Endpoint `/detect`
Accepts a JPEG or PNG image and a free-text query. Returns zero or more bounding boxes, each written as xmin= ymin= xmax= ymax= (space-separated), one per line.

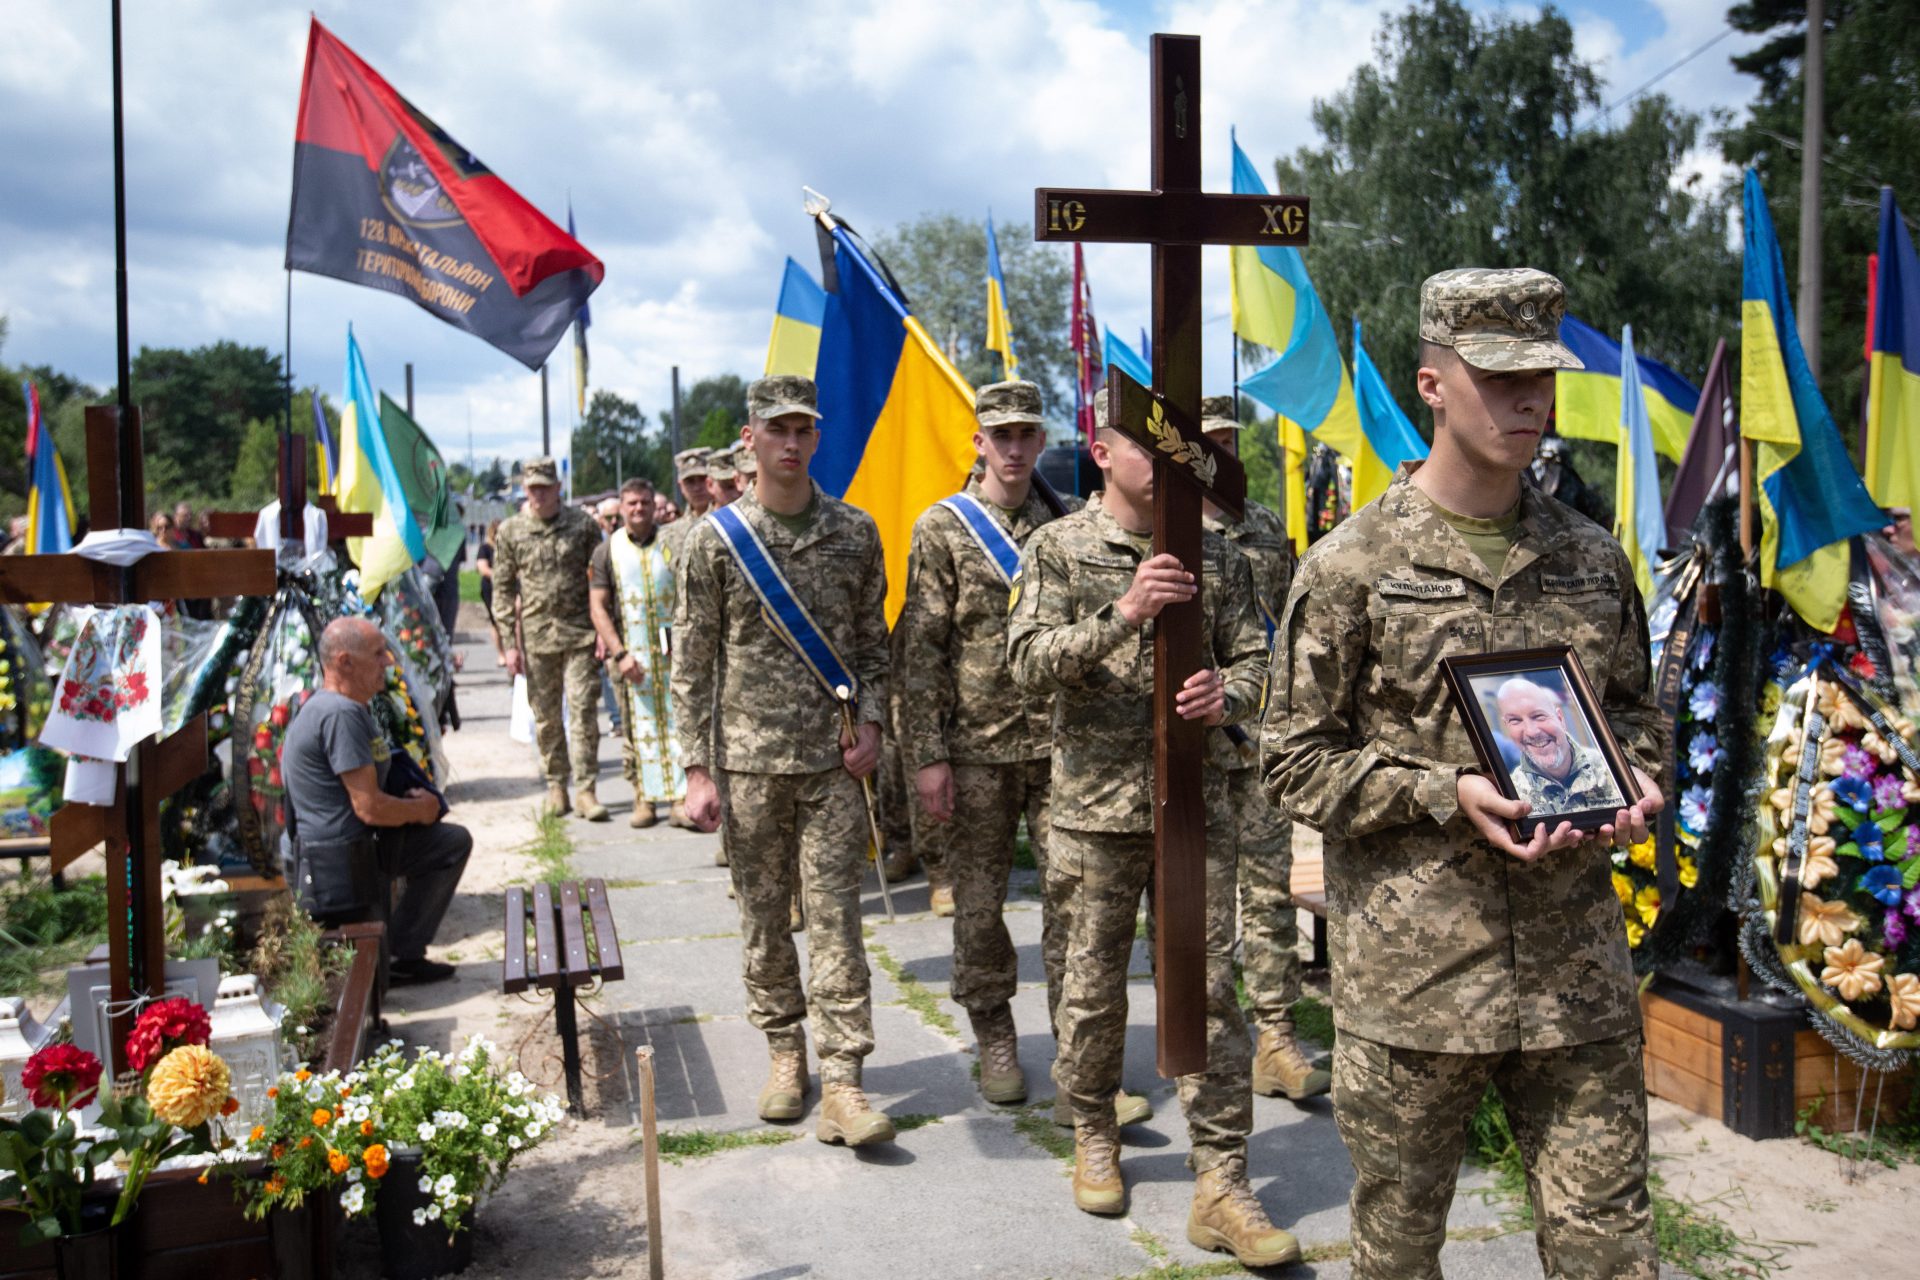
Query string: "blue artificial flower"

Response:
xmin=1688 ymin=683 xmax=1720 ymax=721
xmin=1691 ymin=630 xmax=1716 ymax=671
xmin=1680 ymin=785 xmax=1712 ymax=832
xmin=1687 ymin=730 xmax=1718 ymax=775
xmin=1863 ymin=864 xmax=1905 ymax=907
xmin=1829 ymin=775 xmax=1875 ymax=813
xmin=1854 ymin=819 xmax=1886 ymax=863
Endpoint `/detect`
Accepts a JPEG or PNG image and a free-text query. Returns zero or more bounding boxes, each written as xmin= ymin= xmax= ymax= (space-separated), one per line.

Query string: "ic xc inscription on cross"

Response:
xmin=1034 ymin=33 xmax=1309 ymax=1077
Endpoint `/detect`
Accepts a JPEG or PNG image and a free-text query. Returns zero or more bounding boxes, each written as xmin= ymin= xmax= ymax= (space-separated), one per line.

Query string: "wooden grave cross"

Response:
xmin=205 ymin=431 xmax=375 ymax=547
xmin=0 ymin=406 xmax=275 ymax=1073
xmin=1033 ymin=32 xmax=1308 ymax=1077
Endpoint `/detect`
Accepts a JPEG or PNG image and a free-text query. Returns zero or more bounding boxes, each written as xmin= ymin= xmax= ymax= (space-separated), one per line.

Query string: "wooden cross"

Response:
xmin=204 ymin=432 xmax=375 ymax=546
xmin=1034 ymin=33 xmax=1308 ymax=1077
xmin=0 ymin=406 xmax=274 ymax=1073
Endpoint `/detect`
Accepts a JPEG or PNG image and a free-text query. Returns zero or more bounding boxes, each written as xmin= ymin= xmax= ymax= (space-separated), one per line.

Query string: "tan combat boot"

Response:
xmin=880 ymin=847 xmax=919 ymax=884
xmin=574 ymin=785 xmax=610 ymax=822
xmin=789 ymin=895 xmax=804 ymax=933
xmin=629 ymin=801 xmax=657 ymax=829
xmin=1252 ymin=1026 xmax=1331 ymax=1100
xmin=668 ymin=800 xmax=696 ymax=830
xmin=757 ymin=1047 xmax=807 ymax=1122
xmin=1187 ymin=1161 xmax=1302 ymax=1267
xmin=928 ymin=870 xmax=955 ymax=918
xmin=1055 ymin=1089 xmax=1153 ymax=1128
xmin=1071 ymin=1122 xmax=1126 ymax=1215
xmin=971 ymin=1009 xmax=1026 ymax=1104
xmin=544 ymin=784 xmax=571 ymax=817
xmin=816 ymin=1082 xmax=895 ymax=1147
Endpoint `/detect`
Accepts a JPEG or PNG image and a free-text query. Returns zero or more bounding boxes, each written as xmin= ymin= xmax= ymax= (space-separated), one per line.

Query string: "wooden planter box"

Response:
xmin=0 ymin=922 xmax=383 ymax=1280
xmin=1640 ymin=979 xmax=1913 ymax=1140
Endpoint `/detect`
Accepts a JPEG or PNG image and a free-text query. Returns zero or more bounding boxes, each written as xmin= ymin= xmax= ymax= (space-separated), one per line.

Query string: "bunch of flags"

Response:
xmin=985 ymin=214 xmax=1017 ymax=381
xmin=766 ymin=257 xmax=827 ymax=377
xmin=22 ymin=381 xmax=75 ymax=555
xmin=1866 ymin=186 xmax=1920 ymax=512
xmin=340 ymin=327 xmax=428 ymax=601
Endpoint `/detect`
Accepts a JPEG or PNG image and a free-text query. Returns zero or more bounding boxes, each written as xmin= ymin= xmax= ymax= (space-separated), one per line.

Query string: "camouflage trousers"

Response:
xmin=939 ymin=759 xmax=1061 ymax=1026
xmin=877 ymin=714 xmax=918 ymax=870
xmin=716 ymin=767 xmax=875 ymax=1085
xmin=523 ymin=645 xmax=600 ymax=786
xmin=1050 ymin=825 xmax=1252 ymax=1172
xmin=1332 ymin=1030 xmax=1654 ymax=1280
xmin=1230 ymin=765 xmax=1300 ymax=1034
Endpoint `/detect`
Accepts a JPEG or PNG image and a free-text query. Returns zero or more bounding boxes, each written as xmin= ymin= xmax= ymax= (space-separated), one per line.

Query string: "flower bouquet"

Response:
xmin=374 ymin=567 xmax=453 ymax=716
xmin=1749 ymin=660 xmax=1920 ymax=1066
xmin=230 ymin=587 xmax=326 ymax=872
xmin=231 ymin=1063 xmax=389 ymax=1220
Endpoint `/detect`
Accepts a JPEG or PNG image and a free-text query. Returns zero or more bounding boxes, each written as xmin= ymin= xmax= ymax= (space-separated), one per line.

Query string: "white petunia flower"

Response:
xmin=417 ymin=1122 xmax=437 ymax=1141
xmin=508 ymin=1135 xmax=521 ymax=1150
xmin=427 ymin=1204 xmax=441 ymax=1221
xmin=419 ymin=1176 xmax=433 ymax=1193
xmin=413 ymin=1208 xmax=428 ymax=1227
xmin=482 ymin=1122 xmax=498 ymax=1137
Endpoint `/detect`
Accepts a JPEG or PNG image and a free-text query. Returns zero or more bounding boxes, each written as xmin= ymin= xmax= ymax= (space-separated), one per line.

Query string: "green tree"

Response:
xmin=571 ymin=390 xmax=652 ymax=496
xmin=661 ymin=374 xmax=748 ymax=450
xmin=128 ymin=341 xmax=286 ymax=506
xmin=228 ymin=417 xmax=281 ymax=509
xmin=1721 ymin=0 xmax=1920 ymax=425
xmin=695 ymin=407 xmax=740 ymax=452
xmin=0 ymin=323 xmax=99 ymax=523
xmin=871 ymin=215 xmax=1073 ymax=416
xmin=1266 ymin=0 xmax=1736 ymax=430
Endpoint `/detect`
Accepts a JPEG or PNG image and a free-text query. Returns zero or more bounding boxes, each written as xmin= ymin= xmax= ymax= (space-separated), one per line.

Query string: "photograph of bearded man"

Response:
xmin=1480 ymin=674 xmax=1624 ymax=816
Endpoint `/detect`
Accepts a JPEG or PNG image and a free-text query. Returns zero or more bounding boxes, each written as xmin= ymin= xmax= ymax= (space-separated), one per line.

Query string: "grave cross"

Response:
xmin=205 ymin=431 xmax=375 ymax=547
xmin=1034 ymin=33 xmax=1309 ymax=1077
xmin=0 ymin=406 xmax=275 ymax=1073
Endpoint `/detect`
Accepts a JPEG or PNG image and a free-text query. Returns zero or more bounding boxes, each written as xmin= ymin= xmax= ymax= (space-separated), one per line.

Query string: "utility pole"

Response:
xmin=540 ymin=364 xmax=551 ymax=456
xmin=1797 ymin=0 xmax=1825 ymax=378
xmin=671 ymin=365 xmax=684 ymax=452
xmin=405 ymin=362 xmax=414 ymax=417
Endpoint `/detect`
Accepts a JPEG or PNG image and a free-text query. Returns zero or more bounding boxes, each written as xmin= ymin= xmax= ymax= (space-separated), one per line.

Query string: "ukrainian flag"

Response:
xmin=1103 ymin=327 xmax=1152 ymax=389
xmin=310 ymin=388 xmax=337 ymax=497
xmin=1228 ymin=133 xmax=1384 ymax=505
xmin=338 ymin=326 xmax=426 ymax=601
xmin=1350 ymin=320 xmax=1431 ymax=505
xmin=765 ymin=257 xmax=826 ymax=378
xmin=1555 ymin=315 xmax=1699 ymax=463
xmin=985 ymin=213 xmax=1017 ymax=380
xmin=812 ymin=223 xmax=977 ymax=625
xmin=22 ymin=380 xmax=74 ymax=555
xmin=1741 ymin=170 xmax=1885 ymax=632
xmin=1867 ymin=187 xmax=1920 ymax=510
xmin=1616 ymin=325 xmax=1669 ymax=600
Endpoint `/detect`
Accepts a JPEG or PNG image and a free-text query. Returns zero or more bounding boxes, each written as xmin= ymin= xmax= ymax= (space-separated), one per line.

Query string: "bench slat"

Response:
xmin=584 ymin=878 xmax=624 ymax=984
xmin=503 ymin=887 xmax=529 ymax=994
xmin=557 ymin=881 xmax=593 ymax=987
xmin=531 ymin=882 xmax=560 ymax=990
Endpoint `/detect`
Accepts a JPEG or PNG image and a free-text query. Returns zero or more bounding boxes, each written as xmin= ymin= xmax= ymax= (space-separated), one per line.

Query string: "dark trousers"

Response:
xmin=301 ymin=821 xmax=472 ymax=962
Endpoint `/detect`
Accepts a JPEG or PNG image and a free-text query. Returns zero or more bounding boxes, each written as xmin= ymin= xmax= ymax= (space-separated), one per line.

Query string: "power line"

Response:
xmin=1578 ymin=25 xmax=1737 ymax=132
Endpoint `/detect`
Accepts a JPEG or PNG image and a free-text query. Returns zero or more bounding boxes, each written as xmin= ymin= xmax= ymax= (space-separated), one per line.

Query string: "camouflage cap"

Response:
xmin=1418 ymin=267 xmax=1583 ymax=372
xmin=708 ymin=446 xmax=738 ymax=482
xmin=673 ymin=447 xmax=711 ymax=481
xmin=522 ymin=456 xmax=561 ymax=487
xmin=1199 ymin=394 xmax=1242 ymax=433
xmin=975 ymin=379 xmax=1044 ymax=428
xmin=733 ymin=446 xmax=758 ymax=477
xmin=747 ymin=374 xmax=821 ymax=421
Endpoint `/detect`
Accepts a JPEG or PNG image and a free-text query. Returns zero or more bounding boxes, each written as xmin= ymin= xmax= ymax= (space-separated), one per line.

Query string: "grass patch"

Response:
xmin=1013 ymin=1102 xmax=1076 ymax=1162
xmin=1129 ymin=1227 xmax=1169 ymax=1261
xmin=1796 ymin=1092 xmax=1920 ymax=1167
xmin=1013 ymin=823 xmax=1036 ymax=872
xmin=1134 ymin=911 xmax=1148 ymax=942
xmin=891 ymin=1112 xmax=941 ymax=1132
xmin=0 ymin=873 xmax=108 ymax=998
xmin=869 ymin=942 xmax=960 ymax=1037
xmin=1292 ymin=995 xmax=1336 ymax=1047
xmin=518 ymin=806 xmax=577 ymax=882
xmin=599 ymin=876 xmax=654 ymax=889
xmin=652 ymin=1127 xmax=798 ymax=1166
xmin=458 ymin=569 xmax=482 ymax=603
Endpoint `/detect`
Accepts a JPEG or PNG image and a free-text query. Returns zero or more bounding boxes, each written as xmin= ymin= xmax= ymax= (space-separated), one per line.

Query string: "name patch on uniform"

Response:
xmin=1376 ymin=576 xmax=1467 ymax=601
xmin=1541 ymin=572 xmax=1618 ymax=595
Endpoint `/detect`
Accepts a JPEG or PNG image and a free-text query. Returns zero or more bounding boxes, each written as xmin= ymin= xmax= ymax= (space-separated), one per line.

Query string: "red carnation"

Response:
xmin=125 ymin=996 xmax=212 ymax=1073
xmin=22 ymin=1043 xmax=103 ymax=1110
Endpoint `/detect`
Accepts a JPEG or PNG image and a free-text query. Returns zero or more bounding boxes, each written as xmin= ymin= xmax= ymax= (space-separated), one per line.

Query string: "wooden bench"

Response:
xmin=0 ymin=836 xmax=62 ymax=889
xmin=503 ymin=878 xmax=624 ymax=1116
xmin=1290 ymin=840 xmax=1328 ymax=970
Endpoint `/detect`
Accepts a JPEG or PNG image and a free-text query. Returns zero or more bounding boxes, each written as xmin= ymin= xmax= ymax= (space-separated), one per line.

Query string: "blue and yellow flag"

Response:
xmin=765 ymin=257 xmax=826 ymax=378
xmin=339 ymin=326 xmax=426 ymax=600
xmin=812 ymin=223 xmax=977 ymax=624
xmin=1227 ymin=133 xmax=1379 ymax=503
xmin=1741 ymin=169 xmax=1885 ymax=632
xmin=1103 ymin=327 xmax=1152 ymax=389
xmin=22 ymin=380 xmax=74 ymax=555
xmin=1349 ymin=320 xmax=1431 ymax=506
xmin=1616 ymin=325 xmax=1668 ymax=600
xmin=1555 ymin=315 xmax=1698 ymax=464
xmin=310 ymin=388 xmax=337 ymax=496
xmin=985 ymin=213 xmax=1017 ymax=380
xmin=1867 ymin=187 xmax=1920 ymax=510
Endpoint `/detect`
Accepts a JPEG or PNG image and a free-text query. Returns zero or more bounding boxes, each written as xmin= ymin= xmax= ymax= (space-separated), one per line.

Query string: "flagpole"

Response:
xmin=284 ymin=271 xmax=294 ymax=437
xmin=110 ymin=0 xmax=132 ymax=436
xmin=540 ymin=363 xmax=551 ymax=456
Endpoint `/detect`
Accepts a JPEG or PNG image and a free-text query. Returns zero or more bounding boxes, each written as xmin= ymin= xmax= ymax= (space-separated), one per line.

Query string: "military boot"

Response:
xmin=1252 ymin=1026 xmax=1331 ymax=1100
xmin=629 ymin=801 xmax=657 ymax=829
xmin=816 ymin=1082 xmax=895 ymax=1147
xmin=789 ymin=894 xmax=804 ymax=933
xmin=574 ymin=785 xmax=610 ymax=822
xmin=881 ymin=847 xmax=919 ymax=883
xmin=1055 ymin=1089 xmax=1153 ymax=1128
xmin=668 ymin=800 xmax=696 ymax=830
xmin=1186 ymin=1160 xmax=1302 ymax=1267
xmin=757 ymin=1047 xmax=807 ymax=1122
xmin=544 ymin=784 xmax=572 ymax=817
xmin=928 ymin=870 xmax=955 ymax=918
xmin=971 ymin=1008 xmax=1026 ymax=1104
xmin=1071 ymin=1121 xmax=1126 ymax=1215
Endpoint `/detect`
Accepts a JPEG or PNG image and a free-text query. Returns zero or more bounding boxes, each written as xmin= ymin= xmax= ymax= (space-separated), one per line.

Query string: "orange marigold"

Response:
xmin=265 ymin=1176 xmax=286 ymax=1197
xmin=270 ymin=1144 xmax=285 ymax=1159
xmin=312 ymin=1108 xmax=333 ymax=1127
xmin=220 ymin=1096 xmax=240 ymax=1117
xmin=266 ymin=1086 xmax=278 ymax=1099
xmin=295 ymin=1069 xmax=311 ymax=1083
xmin=360 ymin=1119 xmax=375 ymax=1137
xmin=299 ymin=1136 xmax=313 ymax=1149
xmin=250 ymin=1125 xmax=265 ymax=1144
xmin=363 ymin=1144 xmax=389 ymax=1179
xmin=327 ymin=1149 xmax=350 ymax=1175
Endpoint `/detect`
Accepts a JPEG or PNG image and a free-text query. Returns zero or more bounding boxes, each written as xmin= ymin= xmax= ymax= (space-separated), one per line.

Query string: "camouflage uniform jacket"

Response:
xmin=896 ymin=475 xmax=1059 ymax=769
xmin=491 ymin=503 xmax=601 ymax=653
xmin=1204 ymin=497 xmax=1292 ymax=775
xmin=671 ymin=482 xmax=889 ymax=774
xmin=656 ymin=506 xmax=709 ymax=580
xmin=1007 ymin=491 xmax=1267 ymax=833
xmin=1260 ymin=465 xmax=1665 ymax=1054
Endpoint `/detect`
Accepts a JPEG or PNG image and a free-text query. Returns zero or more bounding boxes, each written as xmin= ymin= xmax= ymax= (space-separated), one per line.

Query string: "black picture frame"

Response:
xmin=1439 ymin=645 xmax=1642 ymax=839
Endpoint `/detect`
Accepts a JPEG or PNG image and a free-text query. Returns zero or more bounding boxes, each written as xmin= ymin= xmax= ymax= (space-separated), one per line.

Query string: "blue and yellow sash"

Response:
xmin=708 ymin=504 xmax=859 ymax=702
xmin=938 ymin=493 xmax=1022 ymax=585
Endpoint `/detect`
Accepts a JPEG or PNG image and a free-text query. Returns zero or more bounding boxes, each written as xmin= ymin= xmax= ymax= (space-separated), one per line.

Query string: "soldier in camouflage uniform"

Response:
xmin=708 ymin=446 xmax=741 ymax=507
xmin=1007 ymin=411 xmax=1299 ymax=1268
xmin=1195 ymin=395 xmax=1330 ymax=1102
xmin=657 ymin=448 xmax=712 ymax=574
xmin=673 ymin=374 xmax=895 ymax=1149
xmin=492 ymin=457 xmax=609 ymax=821
xmin=1261 ymin=268 xmax=1667 ymax=1280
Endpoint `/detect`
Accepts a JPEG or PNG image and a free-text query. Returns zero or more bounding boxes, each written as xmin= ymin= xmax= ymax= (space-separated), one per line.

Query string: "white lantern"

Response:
xmin=0 ymin=996 xmax=51 ymax=1120
xmin=208 ymin=974 xmax=285 ymax=1132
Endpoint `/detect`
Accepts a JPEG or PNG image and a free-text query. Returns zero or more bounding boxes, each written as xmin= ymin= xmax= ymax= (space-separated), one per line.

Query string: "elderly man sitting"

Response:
xmin=282 ymin=616 xmax=472 ymax=985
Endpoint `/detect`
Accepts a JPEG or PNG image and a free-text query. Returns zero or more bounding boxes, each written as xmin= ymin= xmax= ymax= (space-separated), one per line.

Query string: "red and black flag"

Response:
xmin=286 ymin=18 xmax=603 ymax=370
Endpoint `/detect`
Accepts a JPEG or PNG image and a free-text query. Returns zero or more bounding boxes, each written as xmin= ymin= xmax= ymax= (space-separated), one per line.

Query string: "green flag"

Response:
xmin=377 ymin=392 xmax=465 ymax=567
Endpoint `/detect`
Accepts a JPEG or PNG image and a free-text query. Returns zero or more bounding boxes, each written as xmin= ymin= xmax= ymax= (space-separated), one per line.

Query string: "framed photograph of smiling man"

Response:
xmin=1441 ymin=646 xmax=1641 ymax=838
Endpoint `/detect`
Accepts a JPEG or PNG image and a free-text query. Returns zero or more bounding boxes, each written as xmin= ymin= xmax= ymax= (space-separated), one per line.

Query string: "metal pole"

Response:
xmin=284 ymin=272 xmax=294 ymax=436
xmin=670 ymin=365 xmax=684 ymax=452
xmin=111 ymin=0 xmax=132 ymax=427
xmin=541 ymin=364 xmax=551 ymax=455
xmin=1797 ymin=0 xmax=1825 ymax=379
xmin=405 ymin=362 xmax=414 ymax=417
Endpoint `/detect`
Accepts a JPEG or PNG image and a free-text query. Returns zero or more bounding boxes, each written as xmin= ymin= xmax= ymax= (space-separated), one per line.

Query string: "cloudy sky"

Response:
xmin=0 ymin=0 xmax=1765 ymax=466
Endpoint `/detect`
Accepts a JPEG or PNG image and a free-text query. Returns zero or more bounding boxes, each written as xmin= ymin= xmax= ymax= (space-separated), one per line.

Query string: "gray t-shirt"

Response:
xmin=281 ymin=690 xmax=390 ymax=844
